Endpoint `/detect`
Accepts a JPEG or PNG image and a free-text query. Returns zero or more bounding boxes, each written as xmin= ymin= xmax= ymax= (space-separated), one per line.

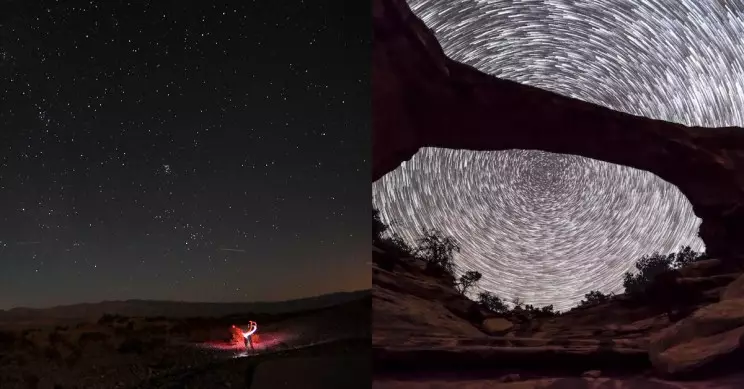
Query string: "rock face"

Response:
xmin=372 ymin=247 xmax=487 ymax=340
xmin=482 ymin=318 xmax=514 ymax=336
xmin=374 ymin=241 xmax=744 ymax=379
xmin=721 ymin=271 xmax=744 ymax=300
xmin=648 ymin=273 xmax=744 ymax=378
xmin=373 ymin=246 xmax=663 ymax=374
xmin=372 ymin=0 xmax=744 ymax=261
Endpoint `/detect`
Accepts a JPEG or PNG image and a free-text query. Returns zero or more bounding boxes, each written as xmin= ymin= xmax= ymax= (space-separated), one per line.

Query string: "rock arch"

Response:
xmin=373 ymin=0 xmax=744 ymax=261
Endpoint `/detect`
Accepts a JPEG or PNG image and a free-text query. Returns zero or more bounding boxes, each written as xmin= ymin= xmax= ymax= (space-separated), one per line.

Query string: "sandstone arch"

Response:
xmin=372 ymin=0 xmax=744 ymax=261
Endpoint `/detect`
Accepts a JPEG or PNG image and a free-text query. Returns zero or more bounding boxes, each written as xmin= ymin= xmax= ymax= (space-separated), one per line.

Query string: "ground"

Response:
xmin=372 ymin=247 xmax=744 ymax=388
xmin=0 ymin=297 xmax=370 ymax=389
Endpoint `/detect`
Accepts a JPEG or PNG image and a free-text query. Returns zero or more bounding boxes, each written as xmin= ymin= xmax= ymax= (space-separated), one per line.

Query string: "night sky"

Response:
xmin=374 ymin=0 xmax=736 ymax=310
xmin=0 ymin=0 xmax=370 ymax=309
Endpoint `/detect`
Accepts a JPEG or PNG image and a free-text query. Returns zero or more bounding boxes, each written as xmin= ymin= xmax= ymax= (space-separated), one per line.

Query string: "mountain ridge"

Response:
xmin=0 ymin=289 xmax=370 ymax=322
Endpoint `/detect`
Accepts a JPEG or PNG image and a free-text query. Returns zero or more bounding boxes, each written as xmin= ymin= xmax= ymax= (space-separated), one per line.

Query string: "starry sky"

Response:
xmin=0 ymin=0 xmax=370 ymax=309
xmin=373 ymin=0 xmax=740 ymax=311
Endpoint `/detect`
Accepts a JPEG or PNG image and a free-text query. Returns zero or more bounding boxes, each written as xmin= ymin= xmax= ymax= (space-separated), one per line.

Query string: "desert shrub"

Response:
xmin=672 ymin=245 xmax=707 ymax=268
xmin=456 ymin=270 xmax=482 ymax=295
xmin=622 ymin=246 xmax=704 ymax=296
xmin=477 ymin=292 xmax=558 ymax=317
xmin=477 ymin=291 xmax=508 ymax=313
xmin=580 ymin=290 xmax=612 ymax=306
xmin=372 ymin=210 xmax=464 ymax=278
xmin=98 ymin=314 xmax=113 ymax=324
xmin=520 ymin=304 xmax=558 ymax=319
xmin=372 ymin=208 xmax=388 ymax=244
xmin=416 ymin=228 xmax=461 ymax=277
xmin=373 ymin=208 xmax=414 ymax=257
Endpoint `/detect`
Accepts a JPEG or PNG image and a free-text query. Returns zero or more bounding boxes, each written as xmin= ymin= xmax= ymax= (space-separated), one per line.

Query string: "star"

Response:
xmin=373 ymin=0 xmax=730 ymax=310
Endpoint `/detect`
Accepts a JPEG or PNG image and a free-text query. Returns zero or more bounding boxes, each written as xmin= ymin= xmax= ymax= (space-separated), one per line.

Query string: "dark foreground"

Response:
xmin=0 ymin=296 xmax=370 ymax=388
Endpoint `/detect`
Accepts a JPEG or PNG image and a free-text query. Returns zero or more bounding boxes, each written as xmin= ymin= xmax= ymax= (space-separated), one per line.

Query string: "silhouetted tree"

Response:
xmin=623 ymin=251 xmax=674 ymax=296
xmin=623 ymin=246 xmax=705 ymax=296
xmin=372 ymin=208 xmax=389 ymax=244
xmin=477 ymin=291 xmax=508 ymax=313
xmin=672 ymin=245 xmax=706 ymax=268
xmin=512 ymin=303 xmax=558 ymax=320
xmin=539 ymin=305 xmax=557 ymax=317
xmin=372 ymin=207 xmax=414 ymax=258
xmin=456 ymin=270 xmax=482 ymax=295
xmin=580 ymin=290 xmax=612 ymax=306
xmin=415 ymin=228 xmax=461 ymax=276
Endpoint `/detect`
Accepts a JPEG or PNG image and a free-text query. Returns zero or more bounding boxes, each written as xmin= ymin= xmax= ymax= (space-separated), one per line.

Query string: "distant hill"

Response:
xmin=0 ymin=290 xmax=370 ymax=323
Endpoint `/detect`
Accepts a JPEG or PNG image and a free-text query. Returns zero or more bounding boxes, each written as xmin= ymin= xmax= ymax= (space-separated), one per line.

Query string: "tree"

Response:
xmin=539 ymin=305 xmax=557 ymax=317
xmin=415 ymin=228 xmax=461 ymax=276
xmin=372 ymin=207 xmax=413 ymax=257
xmin=622 ymin=251 xmax=674 ymax=296
xmin=672 ymin=245 xmax=705 ymax=268
xmin=580 ymin=290 xmax=611 ymax=306
xmin=457 ymin=270 xmax=482 ymax=295
xmin=622 ymin=246 xmax=705 ymax=296
xmin=477 ymin=291 xmax=508 ymax=313
xmin=372 ymin=208 xmax=389 ymax=245
xmin=510 ymin=297 xmax=524 ymax=312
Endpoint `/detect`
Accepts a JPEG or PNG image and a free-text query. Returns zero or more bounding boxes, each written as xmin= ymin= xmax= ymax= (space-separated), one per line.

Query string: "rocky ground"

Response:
xmin=372 ymin=247 xmax=744 ymax=388
xmin=0 ymin=296 xmax=371 ymax=389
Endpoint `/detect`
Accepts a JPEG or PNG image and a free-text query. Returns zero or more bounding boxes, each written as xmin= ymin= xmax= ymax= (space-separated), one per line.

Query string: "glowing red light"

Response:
xmin=229 ymin=321 xmax=259 ymax=347
xmin=242 ymin=321 xmax=258 ymax=338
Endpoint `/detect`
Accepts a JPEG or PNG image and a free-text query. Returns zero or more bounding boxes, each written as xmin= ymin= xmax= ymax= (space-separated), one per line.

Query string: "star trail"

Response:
xmin=408 ymin=0 xmax=744 ymax=127
xmin=373 ymin=0 xmax=735 ymax=310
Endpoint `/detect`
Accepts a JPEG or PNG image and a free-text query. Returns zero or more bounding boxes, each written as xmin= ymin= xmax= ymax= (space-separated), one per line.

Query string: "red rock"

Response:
xmin=648 ymin=298 xmax=744 ymax=377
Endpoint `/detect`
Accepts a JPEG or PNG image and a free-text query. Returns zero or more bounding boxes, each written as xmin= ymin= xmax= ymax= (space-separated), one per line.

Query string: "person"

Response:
xmin=247 ymin=334 xmax=255 ymax=352
xmin=244 ymin=321 xmax=257 ymax=352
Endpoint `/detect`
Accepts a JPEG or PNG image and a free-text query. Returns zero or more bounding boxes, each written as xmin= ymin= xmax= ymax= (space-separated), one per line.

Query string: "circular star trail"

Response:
xmin=374 ymin=150 xmax=704 ymax=311
xmin=374 ymin=0 xmax=740 ymax=310
xmin=407 ymin=0 xmax=744 ymax=128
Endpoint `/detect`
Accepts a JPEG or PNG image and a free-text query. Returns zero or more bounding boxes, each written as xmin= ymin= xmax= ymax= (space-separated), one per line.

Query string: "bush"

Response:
xmin=477 ymin=292 xmax=558 ymax=318
xmin=477 ymin=291 xmax=507 ymax=313
xmin=580 ymin=290 xmax=612 ymax=306
xmin=457 ymin=270 xmax=482 ymax=295
xmin=622 ymin=246 xmax=705 ymax=296
xmin=520 ymin=304 xmax=558 ymax=319
xmin=98 ymin=313 xmax=122 ymax=325
xmin=415 ymin=228 xmax=460 ymax=277
xmin=373 ymin=208 xmax=414 ymax=257
xmin=372 ymin=208 xmax=389 ymax=244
